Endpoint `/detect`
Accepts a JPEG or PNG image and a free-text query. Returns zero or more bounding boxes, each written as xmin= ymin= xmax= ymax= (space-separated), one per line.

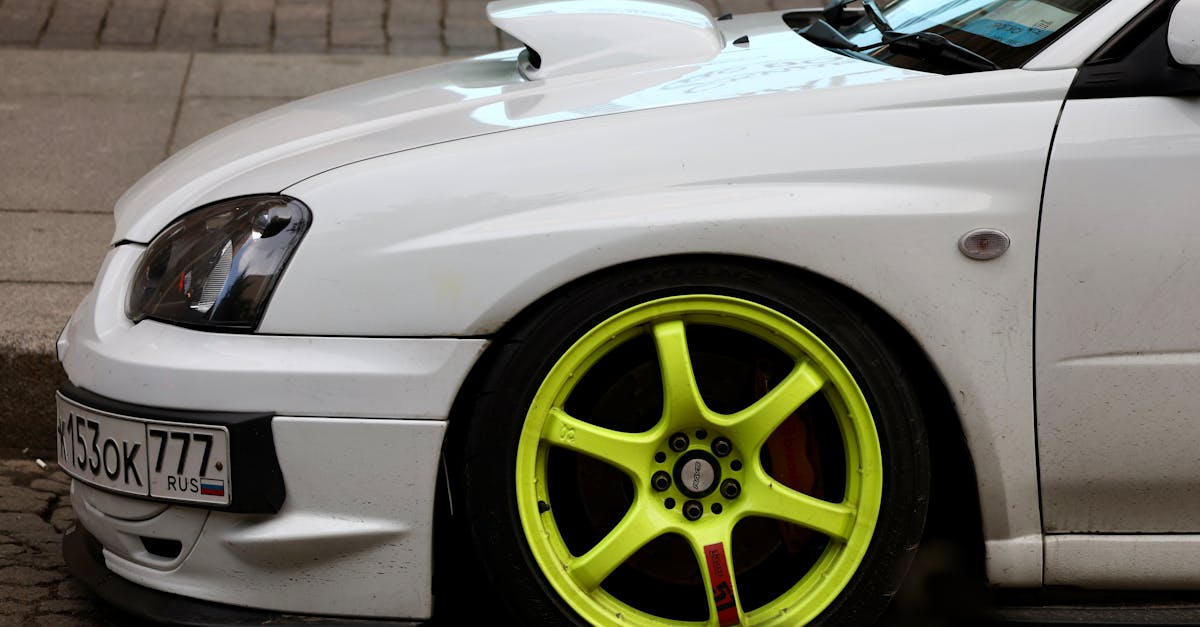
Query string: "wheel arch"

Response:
xmin=436 ymin=253 xmax=986 ymax=617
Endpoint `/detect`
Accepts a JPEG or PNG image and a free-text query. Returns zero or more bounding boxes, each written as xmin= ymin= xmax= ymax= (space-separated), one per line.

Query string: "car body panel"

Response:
xmin=269 ymin=66 xmax=1080 ymax=586
xmin=76 ymin=416 xmax=446 ymax=618
xmin=1037 ymin=95 xmax=1200 ymax=533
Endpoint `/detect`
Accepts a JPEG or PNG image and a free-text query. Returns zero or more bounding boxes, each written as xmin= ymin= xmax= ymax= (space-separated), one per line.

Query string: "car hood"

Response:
xmin=113 ymin=4 xmax=927 ymax=243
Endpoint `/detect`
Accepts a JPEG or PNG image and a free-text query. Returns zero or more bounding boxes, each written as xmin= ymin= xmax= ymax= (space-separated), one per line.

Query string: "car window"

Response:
xmin=838 ymin=0 xmax=1111 ymax=70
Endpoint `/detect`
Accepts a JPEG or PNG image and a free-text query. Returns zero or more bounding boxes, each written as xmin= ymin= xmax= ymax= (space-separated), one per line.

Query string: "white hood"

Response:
xmin=112 ymin=6 xmax=927 ymax=243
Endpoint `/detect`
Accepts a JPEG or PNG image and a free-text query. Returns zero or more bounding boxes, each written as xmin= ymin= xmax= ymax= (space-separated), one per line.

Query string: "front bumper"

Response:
xmin=58 ymin=245 xmax=490 ymax=619
xmin=64 ymin=525 xmax=424 ymax=626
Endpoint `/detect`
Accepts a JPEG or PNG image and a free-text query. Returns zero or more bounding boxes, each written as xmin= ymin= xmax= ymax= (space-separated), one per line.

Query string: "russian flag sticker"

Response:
xmin=200 ymin=478 xmax=225 ymax=497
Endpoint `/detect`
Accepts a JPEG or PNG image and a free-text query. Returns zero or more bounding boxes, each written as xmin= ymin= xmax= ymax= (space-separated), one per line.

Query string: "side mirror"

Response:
xmin=1169 ymin=0 xmax=1200 ymax=66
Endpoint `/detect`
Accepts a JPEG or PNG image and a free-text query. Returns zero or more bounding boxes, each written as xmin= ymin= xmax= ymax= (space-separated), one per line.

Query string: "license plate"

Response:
xmin=55 ymin=394 xmax=232 ymax=506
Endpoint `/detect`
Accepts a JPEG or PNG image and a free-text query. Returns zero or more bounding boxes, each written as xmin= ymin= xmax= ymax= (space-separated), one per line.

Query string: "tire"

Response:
xmin=456 ymin=257 xmax=930 ymax=626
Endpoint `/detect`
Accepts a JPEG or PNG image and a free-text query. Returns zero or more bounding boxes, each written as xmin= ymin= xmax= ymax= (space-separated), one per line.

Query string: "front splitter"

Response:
xmin=62 ymin=525 xmax=427 ymax=627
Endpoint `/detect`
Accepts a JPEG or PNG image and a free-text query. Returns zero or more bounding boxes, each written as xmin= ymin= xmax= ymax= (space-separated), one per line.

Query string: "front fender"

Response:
xmin=266 ymin=67 xmax=1075 ymax=586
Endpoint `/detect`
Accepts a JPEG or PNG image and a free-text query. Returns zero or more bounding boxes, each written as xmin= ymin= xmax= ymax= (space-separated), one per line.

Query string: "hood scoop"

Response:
xmin=487 ymin=0 xmax=725 ymax=79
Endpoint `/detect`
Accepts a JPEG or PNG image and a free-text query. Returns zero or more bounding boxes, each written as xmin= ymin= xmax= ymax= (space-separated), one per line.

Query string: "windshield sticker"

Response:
xmin=959 ymin=0 xmax=1078 ymax=47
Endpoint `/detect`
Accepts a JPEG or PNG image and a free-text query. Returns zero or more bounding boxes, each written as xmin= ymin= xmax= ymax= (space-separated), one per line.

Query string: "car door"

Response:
xmin=1037 ymin=0 xmax=1200 ymax=539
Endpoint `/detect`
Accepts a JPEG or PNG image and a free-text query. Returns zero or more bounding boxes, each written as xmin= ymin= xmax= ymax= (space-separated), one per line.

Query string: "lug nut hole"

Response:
xmin=654 ymin=452 xmax=666 ymax=463
xmin=711 ymin=503 xmax=723 ymax=515
xmin=669 ymin=432 xmax=689 ymax=452
xmin=696 ymin=429 xmax=708 ymax=440
xmin=730 ymin=460 xmax=742 ymax=471
xmin=720 ymin=478 xmax=741 ymax=500
xmin=664 ymin=498 xmax=676 ymax=509
xmin=711 ymin=437 xmax=732 ymax=457
xmin=651 ymin=471 xmax=672 ymax=492
xmin=683 ymin=500 xmax=704 ymax=521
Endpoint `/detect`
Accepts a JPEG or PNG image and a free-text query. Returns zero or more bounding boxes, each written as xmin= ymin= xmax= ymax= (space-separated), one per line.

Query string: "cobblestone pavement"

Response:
xmin=0 ymin=0 xmax=801 ymax=56
xmin=0 ymin=456 xmax=121 ymax=627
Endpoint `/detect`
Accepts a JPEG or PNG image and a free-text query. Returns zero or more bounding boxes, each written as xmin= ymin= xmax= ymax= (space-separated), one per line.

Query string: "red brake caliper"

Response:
xmin=757 ymin=364 xmax=822 ymax=552
xmin=703 ymin=542 xmax=741 ymax=626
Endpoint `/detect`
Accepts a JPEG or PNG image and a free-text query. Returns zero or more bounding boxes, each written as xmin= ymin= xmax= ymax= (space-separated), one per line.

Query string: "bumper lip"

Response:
xmin=63 ymin=524 xmax=425 ymax=626
xmin=58 ymin=382 xmax=285 ymax=514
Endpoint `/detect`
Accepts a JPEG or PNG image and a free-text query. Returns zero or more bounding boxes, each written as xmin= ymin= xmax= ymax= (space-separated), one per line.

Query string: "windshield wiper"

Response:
xmin=797 ymin=0 xmax=999 ymax=73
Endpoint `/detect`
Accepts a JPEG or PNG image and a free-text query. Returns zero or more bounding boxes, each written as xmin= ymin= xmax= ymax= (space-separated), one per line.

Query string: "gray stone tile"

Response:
xmin=216 ymin=0 xmax=273 ymax=49
xmin=158 ymin=0 xmax=217 ymax=50
xmin=331 ymin=0 xmax=385 ymax=51
xmin=386 ymin=0 xmax=441 ymax=55
xmin=39 ymin=0 xmax=107 ymax=49
xmin=170 ymin=96 xmax=291 ymax=153
xmin=0 ymin=49 xmax=189 ymax=97
xmin=0 ymin=0 xmax=54 ymax=45
xmin=0 ymin=96 xmax=174 ymax=212
xmin=444 ymin=0 xmax=497 ymax=53
xmin=273 ymin=35 xmax=327 ymax=53
xmin=0 ymin=212 xmax=113 ymax=283
xmin=186 ymin=51 xmax=437 ymax=99
xmin=275 ymin=0 xmax=328 ymax=39
xmin=101 ymin=0 xmax=166 ymax=47
xmin=0 ymin=283 xmax=89 ymax=352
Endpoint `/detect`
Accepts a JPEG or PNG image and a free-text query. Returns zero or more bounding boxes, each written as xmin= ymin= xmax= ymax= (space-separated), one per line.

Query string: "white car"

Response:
xmin=54 ymin=0 xmax=1200 ymax=624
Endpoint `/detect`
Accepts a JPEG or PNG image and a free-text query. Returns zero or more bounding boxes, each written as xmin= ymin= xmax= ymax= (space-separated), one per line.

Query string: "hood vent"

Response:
xmin=487 ymin=0 xmax=725 ymax=80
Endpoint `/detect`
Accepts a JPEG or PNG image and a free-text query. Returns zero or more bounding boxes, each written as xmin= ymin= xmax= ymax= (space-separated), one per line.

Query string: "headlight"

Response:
xmin=127 ymin=195 xmax=311 ymax=331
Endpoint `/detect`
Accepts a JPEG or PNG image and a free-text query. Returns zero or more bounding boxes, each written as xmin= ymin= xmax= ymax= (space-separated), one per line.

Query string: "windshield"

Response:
xmin=803 ymin=0 xmax=1109 ymax=71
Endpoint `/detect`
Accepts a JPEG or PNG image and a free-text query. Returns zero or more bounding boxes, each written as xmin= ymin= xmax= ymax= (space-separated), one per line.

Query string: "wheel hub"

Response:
xmin=673 ymin=450 xmax=720 ymax=498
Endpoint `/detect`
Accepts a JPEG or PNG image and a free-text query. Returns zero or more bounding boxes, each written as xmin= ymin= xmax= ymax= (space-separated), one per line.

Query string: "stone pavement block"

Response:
xmin=170 ymin=96 xmax=291 ymax=153
xmin=39 ymin=0 xmax=107 ymax=49
xmin=273 ymin=36 xmax=326 ymax=53
xmin=0 ymin=49 xmax=189 ymax=97
xmin=331 ymin=0 xmax=385 ymax=52
xmin=445 ymin=0 xmax=497 ymax=53
xmin=0 ymin=564 xmax=62 ymax=583
xmin=0 ymin=283 xmax=89 ymax=352
xmin=29 ymin=479 xmax=69 ymax=496
xmin=387 ymin=0 xmax=441 ymax=55
xmin=0 ymin=212 xmax=113 ymax=283
xmin=159 ymin=0 xmax=217 ymax=50
xmin=49 ymin=506 xmax=75 ymax=533
xmin=101 ymin=0 xmax=166 ymax=47
xmin=34 ymin=615 xmax=93 ymax=627
xmin=186 ymin=51 xmax=435 ymax=98
xmin=0 ymin=485 xmax=54 ymax=515
xmin=0 ymin=584 xmax=49 ymax=602
xmin=0 ymin=0 xmax=53 ymax=45
xmin=275 ymin=0 xmax=328 ymax=52
xmin=718 ymin=0 xmax=774 ymax=14
xmin=0 ymin=96 xmax=175 ymax=212
xmin=217 ymin=0 xmax=273 ymax=49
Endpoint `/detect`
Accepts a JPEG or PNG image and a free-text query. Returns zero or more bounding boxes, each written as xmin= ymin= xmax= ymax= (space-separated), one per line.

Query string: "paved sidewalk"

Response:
xmin=0 ymin=0 xmax=786 ymax=55
xmin=0 ymin=457 xmax=122 ymax=626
